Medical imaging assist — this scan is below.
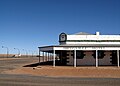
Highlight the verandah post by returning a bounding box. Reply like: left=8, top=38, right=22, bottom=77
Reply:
left=117, top=50, right=119, bottom=67
left=53, top=49, right=55, bottom=67
left=74, top=50, right=76, bottom=67
left=96, top=50, right=98, bottom=67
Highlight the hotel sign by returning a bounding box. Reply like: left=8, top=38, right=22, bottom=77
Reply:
left=62, top=47, right=105, bottom=50
left=54, top=46, right=120, bottom=50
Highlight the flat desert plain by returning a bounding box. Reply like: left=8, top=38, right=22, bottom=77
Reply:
left=0, top=57, right=120, bottom=78
left=0, top=57, right=120, bottom=86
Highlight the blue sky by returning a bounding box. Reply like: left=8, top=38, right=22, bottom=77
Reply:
left=0, top=0, right=120, bottom=54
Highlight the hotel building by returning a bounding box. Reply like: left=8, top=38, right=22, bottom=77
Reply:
left=38, top=32, right=120, bottom=67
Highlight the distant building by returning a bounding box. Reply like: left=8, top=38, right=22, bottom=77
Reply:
left=38, top=32, right=120, bottom=67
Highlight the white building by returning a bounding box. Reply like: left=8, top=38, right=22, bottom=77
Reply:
left=38, top=32, right=120, bottom=67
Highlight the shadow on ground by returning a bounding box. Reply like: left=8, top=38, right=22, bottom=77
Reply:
left=23, top=60, right=117, bottom=67
left=23, top=60, right=62, bottom=67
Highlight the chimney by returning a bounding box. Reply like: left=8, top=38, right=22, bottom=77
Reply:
left=96, top=32, right=100, bottom=35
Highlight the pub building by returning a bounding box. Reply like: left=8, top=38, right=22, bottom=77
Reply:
left=38, top=32, right=120, bottom=67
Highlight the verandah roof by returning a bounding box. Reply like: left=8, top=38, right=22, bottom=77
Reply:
left=38, top=44, right=120, bottom=52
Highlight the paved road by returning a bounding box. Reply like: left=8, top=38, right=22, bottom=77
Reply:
left=0, top=57, right=120, bottom=86
left=0, top=74, right=120, bottom=86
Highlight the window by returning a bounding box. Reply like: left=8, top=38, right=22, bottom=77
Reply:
left=92, top=51, right=105, bottom=59
left=76, top=51, right=85, bottom=59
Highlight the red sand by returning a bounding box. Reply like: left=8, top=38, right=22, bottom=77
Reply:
left=4, top=66, right=120, bottom=78
left=1, top=57, right=120, bottom=78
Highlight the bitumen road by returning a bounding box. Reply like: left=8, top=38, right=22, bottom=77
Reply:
left=0, top=57, right=120, bottom=86
left=0, top=74, right=120, bottom=86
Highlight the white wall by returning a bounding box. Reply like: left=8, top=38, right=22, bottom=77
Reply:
left=99, top=51, right=112, bottom=65
left=66, top=51, right=73, bottom=65
left=76, top=51, right=95, bottom=66
left=66, top=42, right=120, bottom=45
left=67, top=35, right=120, bottom=41
left=66, top=51, right=112, bottom=66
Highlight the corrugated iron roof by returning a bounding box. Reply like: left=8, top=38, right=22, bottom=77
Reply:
left=74, top=32, right=92, bottom=35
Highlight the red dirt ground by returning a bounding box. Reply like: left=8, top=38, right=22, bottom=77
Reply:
left=4, top=66, right=120, bottom=78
